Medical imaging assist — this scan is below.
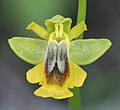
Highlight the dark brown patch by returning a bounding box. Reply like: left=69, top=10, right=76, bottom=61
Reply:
left=45, top=59, right=70, bottom=87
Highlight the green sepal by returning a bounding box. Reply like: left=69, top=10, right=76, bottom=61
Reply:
left=45, top=15, right=72, bottom=32
left=69, top=39, right=112, bottom=65
left=8, top=37, right=48, bottom=65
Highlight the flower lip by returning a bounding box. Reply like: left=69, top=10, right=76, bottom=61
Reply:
left=45, top=40, right=70, bottom=87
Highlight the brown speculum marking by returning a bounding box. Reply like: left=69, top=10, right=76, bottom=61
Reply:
left=44, top=40, right=70, bottom=87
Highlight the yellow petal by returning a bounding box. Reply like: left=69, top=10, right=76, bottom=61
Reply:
left=66, top=60, right=87, bottom=88
left=68, top=21, right=87, bottom=41
left=26, top=62, right=45, bottom=84
left=26, top=21, right=49, bottom=40
left=34, top=85, right=73, bottom=99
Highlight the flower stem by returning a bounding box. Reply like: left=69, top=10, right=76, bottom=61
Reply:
left=69, top=88, right=81, bottom=110
left=77, top=0, right=87, bottom=39
left=69, top=0, right=87, bottom=110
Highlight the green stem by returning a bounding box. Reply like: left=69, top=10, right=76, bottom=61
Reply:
left=69, top=88, right=81, bottom=110
left=77, top=0, right=87, bottom=39
left=69, top=0, right=87, bottom=110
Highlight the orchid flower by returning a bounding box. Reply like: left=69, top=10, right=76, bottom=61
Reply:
left=8, top=15, right=111, bottom=99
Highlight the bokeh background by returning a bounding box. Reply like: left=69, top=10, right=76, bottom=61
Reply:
left=0, top=0, right=120, bottom=110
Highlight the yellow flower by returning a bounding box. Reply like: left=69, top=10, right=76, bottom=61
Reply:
left=26, top=15, right=87, bottom=99
left=9, top=15, right=111, bottom=99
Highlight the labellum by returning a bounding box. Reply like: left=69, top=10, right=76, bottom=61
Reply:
left=45, top=40, right=69, bottom=86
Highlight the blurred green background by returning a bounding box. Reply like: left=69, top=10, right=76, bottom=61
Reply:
left=0, top=0, right=120, bottom=110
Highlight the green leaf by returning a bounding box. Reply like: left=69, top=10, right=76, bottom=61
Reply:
left=8, top=37, right=48, bottom=65
left=69, top=39, right=112, bottom=65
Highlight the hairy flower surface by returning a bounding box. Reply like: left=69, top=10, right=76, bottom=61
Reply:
left=9, top=15, right=112, bottom=99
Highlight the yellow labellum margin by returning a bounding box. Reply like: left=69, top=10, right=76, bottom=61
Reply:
left=8, top=15, right=112, bottom=99
left=26, top=60, right=87, bottom=99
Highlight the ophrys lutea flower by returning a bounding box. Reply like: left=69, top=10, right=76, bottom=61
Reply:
left=8, top=15, right=112, bottom=99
